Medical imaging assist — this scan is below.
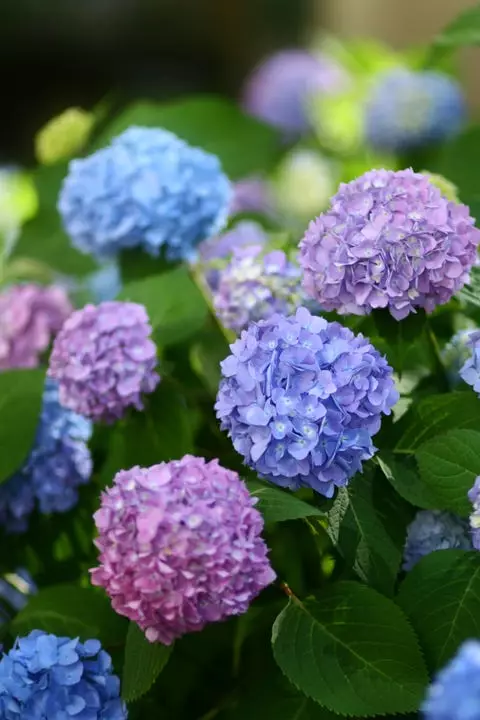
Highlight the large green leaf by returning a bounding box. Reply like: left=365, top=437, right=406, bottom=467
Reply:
left=0, top=369, right=45, bottom=483
left=397, top=550, right=480, bottom=671
left=11, top=585, right=127, bottom=646
left=122, top=622, right=173, bottom=703
left=247, top=479, right=325, bottom=525
left=433, top=125, right=480, bottom=222
left=415, top=429, right=480, bottom=515
left=271, top=582, right=428, bottom=717
left=118, top=267, right=208, bottom=347
left=394, top=392, right=480, bottom=453
left=327, top=471, right=413, bottom=595
left=377, top=452, right=439, bottom=509
left=94, top=96, right=280, bottom=179
left=427, top=4, right=480, bottom=65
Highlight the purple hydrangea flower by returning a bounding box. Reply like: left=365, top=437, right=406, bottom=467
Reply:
left=0, top=379, right=92, bottom=534
left=299, top=169, right=480, bottom=320
left=403, top=510, right=472, bottom=571
left=48, top=301, right=159, bottom=423
left=58, top=126, right=231, bottom=260
left=229, top=177, right=274, bottom=217
left=213, top=245, right=311, bottom=333
left=365, top=69, right=466, bottom=153
left=422, top=640, right=480, bottom=720
left=215, top=307, right=398, bottom=497
left=90, top=456, right=275, bottom=645
left=0, top=284, right=72, bottom=370
left=468, top=477, right=480, bottom=550
left=242, top=49, right=346, bottom=138
left=442, top=329, right=476, bottom=388
left=460, top=330, right=480, bottom=395
left=0, top=630, right=127, bottom=719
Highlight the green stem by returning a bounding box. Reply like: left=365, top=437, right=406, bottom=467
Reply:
left=189, top=264, right=236, bottom=345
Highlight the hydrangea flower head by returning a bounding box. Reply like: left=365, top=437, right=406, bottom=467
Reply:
left=230, top=177, right=274, bottom=217
left=0, top=284, right=72, bottom=370
left=459, top=331, right=480, bottom=396
left=299, top=169, right=480, bottom=320
left=215, top=307, right=398, bottom=497
left=421, top=171, right=459, bottom=204
left=442, top=329, right=476, bottom=388
left=213, top=245, right=310, bottom=333
left=0, top=630, right=127, bottom=719
left=242, top=49, right=345, bottom=138
left=365, top=69, right=466, bottom=152
left=403, top=510, right=472, bottom=571
left=86, top=262, right=122, bottom=303
left=0, top=168, right=38, bottom=250
left=48, top=301, right=159, bottom=423
left=91, top=456, right=275, bottom=645
left=422, top=640, right=480, bottom=720
left=35, top=107, right=94, bottom=165
left=273, top=148, right=337, bottom=222
left=59, top=126, right=231, bottom=260
left=468, top=476, right=480, bottom=551
left=0, top=379, right=92, bottom=534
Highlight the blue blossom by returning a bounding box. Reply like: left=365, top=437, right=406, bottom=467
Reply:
left=460, top=331, right=480, bottom=395
left=58, top=126, right=231, bottom=261
left=423, top=640, right=480, bottom=720
left=365, top=69, right=466, bottom=152
left=442, top=329, right=476, bottom=388
left=86, top=262, right=122, bottom=302
left=0, top=379, right=92, bottom=533
left=403, top=510, right=472, bottom=571
left=0, top=569, right=36, bottom=614
left=215, top=307, right=398, bottom=497
left=0, top=630, right=127, bottom=719
left=468, top=477, right=480, bottom=551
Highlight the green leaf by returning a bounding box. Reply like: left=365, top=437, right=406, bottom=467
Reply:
left=327, top=471, right=413, bottom=595
left=190, top=320, right=229, bottom=396
left=377, top=452, right=439, bottom=509
left=415, top=429, right=480, bottom=515
left=271, top=582, right=428, bottom=717
left=397, top=550, right=480, bottom=671
left=122, top=622, right=173, bottom=703
left=118, top=267, right=208, bottom=346
left=427, top=4, right=480, bottom=65
left=0, top=369, right=45, bottom=483
left=372, top=308, right=426, bottom=372
left=95, top=96, right=280, bottom=179
left=11, top=585, right=127, bottom=646
left=247, top=479, right=325, bottom=525
left=394, top=392, right=480, bottom=453
left=433, top=125, right=480, bottom=222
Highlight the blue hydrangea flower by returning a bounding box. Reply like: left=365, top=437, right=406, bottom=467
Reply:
left=403, top=510, right=472, bottom=571
left=468, top=477, right=480, bottom=550
left=58, top=126, right=231, bottom=261
left=0, top=379, right=92, bottom=533
left=365, top=69, right=466, bottom=152
left=0, top=630, right=127, bottom=718
left=442, top=329, right=476, bottom=388
left=86, top=262, right=122, bottom=303
left=460, top=330, right=480, bottom=395
left=215, top=307, right=398, bottom=497
left=423, top=640, right=480, bottom=720
left=0, top=569, right=36, bottom=614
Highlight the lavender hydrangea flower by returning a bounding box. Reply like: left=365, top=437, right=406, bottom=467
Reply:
left=299, top=169, right=480, bottom=320
left=365, top=69, right=466, bottom=152
left=442, top=329, right=476, bottom=388
left=48, top=301, right=159, bottom=423
left=0, top=284, right=72, bottom=370
left=242, top=49, right=346, bottom=138
left=215, top=307, right=398, bottom=497
left=0, top=630, right=127, bottom=719
left=213, top=245, right=311, bottom=333
left=59, top=126, right=231, bottom=260
left=460, top=330, right=480, bottom=395
left=422, top=640, right=480, bottom=720
left=468, top=477, right=480, bottom=551
left=230, top=177, right=274, bottom=217
left=403, top=510, right=472, bottom=571
left=0, top=379, right=92, bottom=534
left=90, top=456, right=275, bottom=645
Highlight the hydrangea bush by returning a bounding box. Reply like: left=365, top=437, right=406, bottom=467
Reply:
left=3, top=7, right=480, bottom=718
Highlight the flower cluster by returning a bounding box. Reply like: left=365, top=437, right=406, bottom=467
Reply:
left=35, top=107, right=94, bottom=166
left=48, top=301, right=159, bottom=423
left=0, top=379, right=92, bottom=534
left=468, top=477, right=480, bottom=551
left=403, top=510, right=472, bottom=571
left=213, top=245, right=310, bottom=333
left=365, top=69, right=466, bottom=152
left=58, top=126, right=231, bottom=260
left=0, top=284, right=72, bottom=370
left=242, top=49, right=345, bottom=137
left=91, top=456, right=275, bottom=645
left=0, top=630, right=127, bottom=719
left=441, top=329, right=476, bottom=388
left=422, top=640, right=480, bottom=720
left=230, top=177, right=274, bottom=217
left=299, top=169, right=480, bottom=320
left=459, top=330, right=480, bottom=396
left=215, top=307, right=398, bottom=497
